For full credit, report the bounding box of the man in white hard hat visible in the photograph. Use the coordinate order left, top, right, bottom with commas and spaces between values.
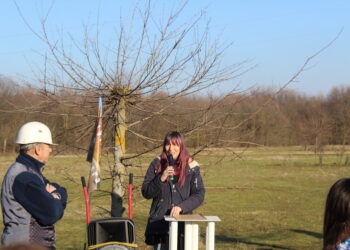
1, 121, 67, 249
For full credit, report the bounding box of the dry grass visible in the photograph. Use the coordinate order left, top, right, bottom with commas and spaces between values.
1, 146, 350, 249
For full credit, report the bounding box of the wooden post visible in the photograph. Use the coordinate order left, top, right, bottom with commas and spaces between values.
3, 138, 7, 153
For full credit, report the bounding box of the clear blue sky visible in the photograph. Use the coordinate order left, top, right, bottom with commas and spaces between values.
1, 0, 349, 96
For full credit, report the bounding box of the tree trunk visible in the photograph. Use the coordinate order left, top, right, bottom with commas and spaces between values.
111, 98, 127, 217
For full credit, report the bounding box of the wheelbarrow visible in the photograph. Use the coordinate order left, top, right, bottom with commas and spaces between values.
81, 175, 137, 250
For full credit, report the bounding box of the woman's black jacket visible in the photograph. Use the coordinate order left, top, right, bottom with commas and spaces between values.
141, 157, 205, 244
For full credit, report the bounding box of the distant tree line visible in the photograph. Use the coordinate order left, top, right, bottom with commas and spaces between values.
1, 75, 349, 154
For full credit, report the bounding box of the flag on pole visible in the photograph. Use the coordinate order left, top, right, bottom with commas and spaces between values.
87, 96, 103, 192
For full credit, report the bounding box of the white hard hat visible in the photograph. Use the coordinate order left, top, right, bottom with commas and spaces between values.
16, 121, 55, 145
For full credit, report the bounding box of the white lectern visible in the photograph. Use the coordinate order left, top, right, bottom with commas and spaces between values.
164, 214, 221, 250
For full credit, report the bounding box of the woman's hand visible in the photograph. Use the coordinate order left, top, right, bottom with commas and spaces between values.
160, 166, 174, 182
170, 206, 182, 217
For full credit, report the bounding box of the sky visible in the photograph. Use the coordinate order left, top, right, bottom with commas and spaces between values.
0, 0, 349, 96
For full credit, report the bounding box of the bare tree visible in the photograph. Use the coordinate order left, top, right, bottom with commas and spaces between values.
15, 1, 249, 216
12, 0, 339, 216
326, 86, 350, 165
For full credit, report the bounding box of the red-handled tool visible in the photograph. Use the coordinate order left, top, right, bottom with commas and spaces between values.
81, 176, 91, 224
128, 173, 133, 219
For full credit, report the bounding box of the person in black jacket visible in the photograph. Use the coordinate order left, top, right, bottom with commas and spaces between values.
142, 131, 205, 250
1, 122, 67, 249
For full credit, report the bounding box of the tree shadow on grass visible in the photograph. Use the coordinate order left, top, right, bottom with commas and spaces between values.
216, 235, 296, 250
289, 229, 323, 239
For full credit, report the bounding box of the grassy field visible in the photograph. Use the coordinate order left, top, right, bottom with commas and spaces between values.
1, 146, 350, 249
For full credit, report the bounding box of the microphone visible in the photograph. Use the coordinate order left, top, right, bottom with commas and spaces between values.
167, 153, 174, 181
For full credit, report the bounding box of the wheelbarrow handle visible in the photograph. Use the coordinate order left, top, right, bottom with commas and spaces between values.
81, 176, 91, 224
128, 173, 133, 219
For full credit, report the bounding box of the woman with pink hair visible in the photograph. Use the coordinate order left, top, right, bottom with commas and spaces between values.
142, 131, 205, 250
